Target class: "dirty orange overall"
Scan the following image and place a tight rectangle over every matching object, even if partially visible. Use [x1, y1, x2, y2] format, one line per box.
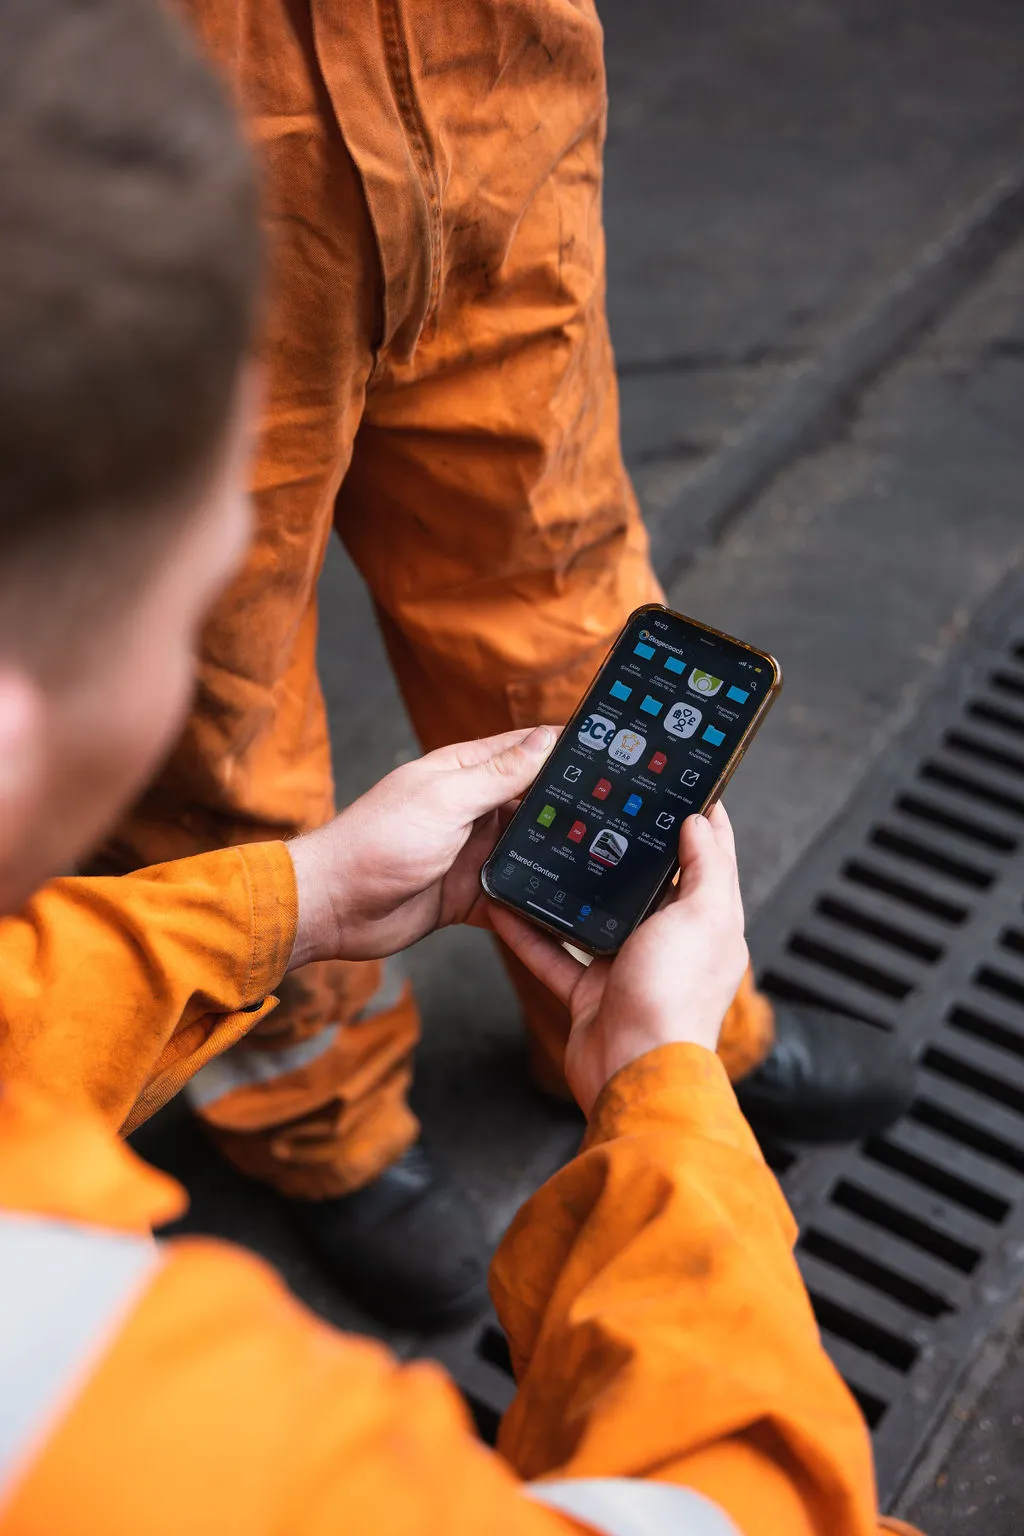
[6, 0, 774, 1196]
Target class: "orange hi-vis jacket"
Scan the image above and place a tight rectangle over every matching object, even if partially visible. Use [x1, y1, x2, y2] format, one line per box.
[0, 844, 297, 1137]
[0, 1060, 922, 1535]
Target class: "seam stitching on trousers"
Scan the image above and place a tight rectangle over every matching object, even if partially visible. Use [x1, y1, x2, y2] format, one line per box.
[377, 0, 442, 321]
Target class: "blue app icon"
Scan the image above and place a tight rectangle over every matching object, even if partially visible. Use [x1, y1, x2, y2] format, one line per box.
[610, 680, 632, 702]
[664, 655, 685, 675]
[578, 904, 592, 919]
[726, 684, 749, 704]
[702, 725, 726, 746]
[640, 695, 663, 716]
[634, 641, 655, 660]
[623, 793, 643, 816]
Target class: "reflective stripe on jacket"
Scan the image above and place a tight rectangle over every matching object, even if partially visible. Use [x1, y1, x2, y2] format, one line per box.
[0, 1216, 160, 1493]
[0, 1063, 916, 1536]
[0, 1210, 736, 1535]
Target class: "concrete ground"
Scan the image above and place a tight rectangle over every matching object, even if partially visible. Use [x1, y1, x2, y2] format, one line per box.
[897, 1290, 1024, 1533]
[133, 0, 1024, 1523]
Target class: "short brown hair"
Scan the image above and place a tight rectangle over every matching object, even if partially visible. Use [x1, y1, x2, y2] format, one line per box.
[0, 0, 260, 594]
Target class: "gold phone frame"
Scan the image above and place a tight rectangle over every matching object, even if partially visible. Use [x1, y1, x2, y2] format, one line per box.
[481, 602, 783, 956]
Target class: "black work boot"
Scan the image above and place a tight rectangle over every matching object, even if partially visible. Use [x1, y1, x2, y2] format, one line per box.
[734, 1002, 916, 1143]
[291, 1142, 490, 1330]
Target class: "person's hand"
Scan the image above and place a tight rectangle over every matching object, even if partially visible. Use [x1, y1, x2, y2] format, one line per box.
[490, 804, 748, 1115]
[287, 726, 555, 967]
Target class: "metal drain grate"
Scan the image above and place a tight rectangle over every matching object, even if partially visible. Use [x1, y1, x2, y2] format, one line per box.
[426, 567, 1024, 1508]
[749, 573, 1024, 1500]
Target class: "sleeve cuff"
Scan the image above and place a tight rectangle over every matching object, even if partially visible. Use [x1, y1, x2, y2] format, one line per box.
[235, 841, 299, 1004]
[584, 1043, 766, 1166]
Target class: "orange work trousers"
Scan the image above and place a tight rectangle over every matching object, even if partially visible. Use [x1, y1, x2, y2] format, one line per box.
[97, 0, 775, 1198]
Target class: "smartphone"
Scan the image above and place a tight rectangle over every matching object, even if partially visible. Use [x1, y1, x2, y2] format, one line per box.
[481, 603, 782, 956]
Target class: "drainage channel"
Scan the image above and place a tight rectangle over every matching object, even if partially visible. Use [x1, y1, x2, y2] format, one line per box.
[424, 564, 1024, 1507]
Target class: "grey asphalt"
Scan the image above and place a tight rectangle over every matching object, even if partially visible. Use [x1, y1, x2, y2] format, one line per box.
[133, 1, 1024, 1522]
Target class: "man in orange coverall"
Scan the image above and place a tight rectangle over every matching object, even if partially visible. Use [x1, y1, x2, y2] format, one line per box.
[21, 0, 908, 1324]
[0, 10, 923, 1531]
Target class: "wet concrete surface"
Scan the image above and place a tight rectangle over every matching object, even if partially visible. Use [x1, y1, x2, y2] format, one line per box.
[602, 0, 1024, 534]
[666, 231, 1024, 914]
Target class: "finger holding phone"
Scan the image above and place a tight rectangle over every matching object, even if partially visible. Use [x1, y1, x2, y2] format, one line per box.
[286, 601, 774, 1108]
[490, 804, 748, 1114]
[287, 724, 555, 969]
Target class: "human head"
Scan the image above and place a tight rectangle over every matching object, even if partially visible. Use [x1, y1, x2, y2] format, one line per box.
[0, 0, 261, 912]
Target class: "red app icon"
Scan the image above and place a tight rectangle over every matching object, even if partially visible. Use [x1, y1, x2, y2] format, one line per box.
[648, 752, 667, 774]
[567, 820, 587, 843]
[592, 778, 612, 801]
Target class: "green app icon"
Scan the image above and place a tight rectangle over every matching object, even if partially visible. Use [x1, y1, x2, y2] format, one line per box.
[688, 668, 724, 698]
[536, 804, 556, 827]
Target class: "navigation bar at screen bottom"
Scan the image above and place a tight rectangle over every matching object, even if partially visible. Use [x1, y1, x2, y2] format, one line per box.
[493, 851, 628, 945]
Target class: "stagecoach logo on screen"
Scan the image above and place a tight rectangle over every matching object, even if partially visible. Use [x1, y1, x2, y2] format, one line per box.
[578, 713, 616, 750]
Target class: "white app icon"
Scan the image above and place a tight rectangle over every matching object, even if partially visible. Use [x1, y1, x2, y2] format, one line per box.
[608, 728, 646, 765]
[655, 812, 676, 831]
[563, 764, 582, 783]
[589, 828, 629, 867]
[578, 713, 616, 750]
[664, 701, 702, 739]
[680, 768, 700, 787]
[688, 669, 723, 698]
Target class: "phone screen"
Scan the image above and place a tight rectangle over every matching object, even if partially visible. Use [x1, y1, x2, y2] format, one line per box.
[483, 605, 780, 954]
